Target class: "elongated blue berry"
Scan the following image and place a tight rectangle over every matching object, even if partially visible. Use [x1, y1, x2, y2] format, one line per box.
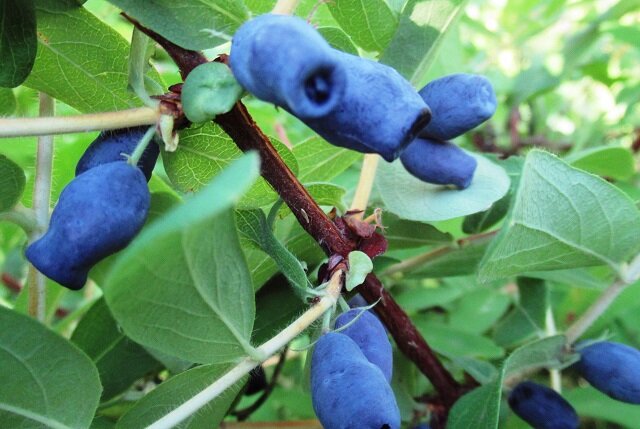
[400, 138, 478, 189]
[508, 381, 579, 429]
[26, 162, 150, 290]
[76, 126, 159, 181]
[311, 332, 400, 429]
[304, 50, 431, 161]
[576, 341, 640, 404]
[230, 14, 347, 119]
[418, 73, 496, 141]
[335, 309, 392, 382]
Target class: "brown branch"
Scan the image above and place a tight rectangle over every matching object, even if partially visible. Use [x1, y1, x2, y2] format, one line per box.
[129, 17, 465, 410]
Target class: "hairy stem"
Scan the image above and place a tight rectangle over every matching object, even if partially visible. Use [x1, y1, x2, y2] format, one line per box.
[350, 154, 380, 219]
[128, 125, 157, 165]
[271, 0, 301, 15]
[27, 93, 55, 321]
[0, 206, 38, 233]
[148, 270, 344, 429]
[232, 346, 289, 421]
[565, 278, 628, 344]
[0, 107, 159, 138]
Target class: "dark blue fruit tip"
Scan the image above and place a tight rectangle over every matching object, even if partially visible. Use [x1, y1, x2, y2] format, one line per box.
[418, 73, 497, 142]
[508, 381, 579, 429]
[400, 138, 478, 189]
[76, 126, 159, 182]
[576, 341, 640, 404]
[230, 14, 347, 119]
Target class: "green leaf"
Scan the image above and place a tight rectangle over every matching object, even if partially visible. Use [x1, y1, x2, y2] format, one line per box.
[448, 382, 502, 429]
[182, 62, 243, 123]
[493, 278, 548, 347]
[326, 0, 398, 52]
[105, 154, 260, 364]
[243, 217, 324, 290]
[380, 0, 467, 85]
[251, 275, 307, 345]
[479, 150, 640, 282]
[449, 288, 511, 335]
[462, 156, 524, 235]
[71, 298, 160, 401]
[345, 251, 373, 291]
[395, 279, 471, 312]
[510, 63, 560, 103]
[413, 318, 504, 359]
[116, 363, 244, 428]
[317, 26, 358, 55]
[383, 213, 452, 249]
[237, 209, 309, 298]
[377, 154, 510, 222]
[0, 306, 101, 429]
[26, 3, 160, 112]
[107, 0, 249, 51]
[567, 146, 635, 181]
[565, 387, 640, 428]
[0, 155, 26, 211]
[294, 136, 362, 183]
[0, 87, 16, 115]
[0, 0, 36, 87]
[164, 122, 298, 209]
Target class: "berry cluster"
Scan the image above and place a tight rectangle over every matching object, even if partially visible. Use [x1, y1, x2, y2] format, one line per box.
[509, 341, 640, 428]
[230, 14, 497, 189]
[311, 307, 399, 429]
[25, 127, 157, 290]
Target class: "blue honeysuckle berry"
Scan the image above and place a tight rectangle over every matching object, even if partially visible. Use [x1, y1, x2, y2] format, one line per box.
[418, 73, 496, 141]
[230, 14, 347, 120]
[76, 126, 159, 182]
[26, 161, 151, 290]
[311, 332, 400, 429]
[400, 138, 478, 189]
[576, 341, 640, 404]
[335, 308, 393, 382]
[303, 50, 431, 162]
[508, 381, 579, 429]
[230, 14, 431, 162]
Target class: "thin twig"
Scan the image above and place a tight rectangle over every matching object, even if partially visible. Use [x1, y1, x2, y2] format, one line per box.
[565, 278, 628, 344]
[349, 154, 380, 219]
[545, 307, 562, 392]
[271, 0, 301, 15]
[232, 346, 290, 421]
[382, 230, 499, 277]
[0, 107, 159, 138]
[27, 93, 55, 321]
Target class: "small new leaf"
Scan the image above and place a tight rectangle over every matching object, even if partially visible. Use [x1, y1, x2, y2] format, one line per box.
[182, 62, 243, 123]
[346, 251, 373, 291]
